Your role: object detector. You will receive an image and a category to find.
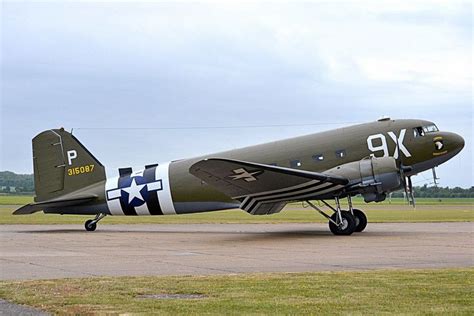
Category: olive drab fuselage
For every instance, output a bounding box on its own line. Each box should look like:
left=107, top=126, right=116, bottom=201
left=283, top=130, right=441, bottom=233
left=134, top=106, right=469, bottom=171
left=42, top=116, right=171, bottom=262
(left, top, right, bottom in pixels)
left=167, top=119, right=463, bottom=211
left=17, top=118, right=464, bottom=218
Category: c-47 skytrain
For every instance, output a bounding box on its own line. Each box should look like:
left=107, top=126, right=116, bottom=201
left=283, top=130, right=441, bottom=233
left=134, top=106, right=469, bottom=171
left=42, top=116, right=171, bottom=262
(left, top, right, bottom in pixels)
left=14, top=118, right=464, bottom=235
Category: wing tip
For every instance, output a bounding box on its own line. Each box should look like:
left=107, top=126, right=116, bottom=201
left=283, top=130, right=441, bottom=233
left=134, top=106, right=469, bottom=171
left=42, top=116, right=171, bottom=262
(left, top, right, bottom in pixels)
left=13, top=204, right=42, bottom=215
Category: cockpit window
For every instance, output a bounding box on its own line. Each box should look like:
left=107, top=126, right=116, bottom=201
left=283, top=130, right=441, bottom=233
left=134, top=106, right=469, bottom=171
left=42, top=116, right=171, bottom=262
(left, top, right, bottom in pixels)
left=423, top=124, right=439, bottom=133
left=414, top=124, right=438, bottom=137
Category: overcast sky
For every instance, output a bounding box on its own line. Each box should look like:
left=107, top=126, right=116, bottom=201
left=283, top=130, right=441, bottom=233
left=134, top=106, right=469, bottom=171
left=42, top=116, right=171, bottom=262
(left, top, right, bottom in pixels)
left=1, top=0, right=472, bottom=188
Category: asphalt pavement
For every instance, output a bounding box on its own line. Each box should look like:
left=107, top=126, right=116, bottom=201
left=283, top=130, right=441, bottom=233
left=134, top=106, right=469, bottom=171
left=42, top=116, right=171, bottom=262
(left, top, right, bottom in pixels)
left=1, top=222, right=473, bottom=280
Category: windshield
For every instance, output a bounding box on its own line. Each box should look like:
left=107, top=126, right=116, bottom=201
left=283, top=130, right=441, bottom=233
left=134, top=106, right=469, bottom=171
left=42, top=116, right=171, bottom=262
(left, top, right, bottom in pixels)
left=423, top=124, right=439, bottom=133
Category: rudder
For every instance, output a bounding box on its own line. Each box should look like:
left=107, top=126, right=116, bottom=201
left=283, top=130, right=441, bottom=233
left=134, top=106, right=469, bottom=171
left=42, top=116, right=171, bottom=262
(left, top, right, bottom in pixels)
left=33, top=128, right=106, bottom=202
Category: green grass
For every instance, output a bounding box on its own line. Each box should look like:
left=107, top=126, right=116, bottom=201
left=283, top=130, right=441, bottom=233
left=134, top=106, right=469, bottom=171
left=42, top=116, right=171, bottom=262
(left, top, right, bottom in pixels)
left=1, top=196, right=472, bottom=225
left=1, top=195, right=472, bottom=206
left=0, top=195, right=34, bottom=205
left=0, top=269, right=472, bottom=315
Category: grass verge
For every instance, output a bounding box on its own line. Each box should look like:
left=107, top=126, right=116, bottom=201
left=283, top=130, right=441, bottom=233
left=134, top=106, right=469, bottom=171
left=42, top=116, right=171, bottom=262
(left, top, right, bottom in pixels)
left=2, top=195, right=473, bottom=206
left=0, top=268, right=472, bottom=315
left=1, top=196, right=472, bottom=225
left=0, top=196, right=474, bottom=225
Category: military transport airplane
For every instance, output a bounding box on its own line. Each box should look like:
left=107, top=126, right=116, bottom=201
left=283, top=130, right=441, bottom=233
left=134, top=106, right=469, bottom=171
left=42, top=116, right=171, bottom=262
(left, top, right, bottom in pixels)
left=14, top=118, right=464, bottom=235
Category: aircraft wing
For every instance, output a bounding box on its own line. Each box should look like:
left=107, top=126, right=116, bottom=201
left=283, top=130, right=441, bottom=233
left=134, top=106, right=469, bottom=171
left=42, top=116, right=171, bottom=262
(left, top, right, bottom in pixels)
left=189, top=158, right=348, bottom=215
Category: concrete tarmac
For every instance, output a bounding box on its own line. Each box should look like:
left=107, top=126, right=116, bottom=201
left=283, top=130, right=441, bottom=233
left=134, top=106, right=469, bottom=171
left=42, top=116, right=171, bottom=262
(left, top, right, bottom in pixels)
left=1, top=223, right=472, bottom=280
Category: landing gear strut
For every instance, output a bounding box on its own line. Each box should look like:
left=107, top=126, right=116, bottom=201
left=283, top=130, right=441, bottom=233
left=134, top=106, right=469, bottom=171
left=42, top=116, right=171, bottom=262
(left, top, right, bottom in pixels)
left=85, top=213, right=106, bottom=231
left=306, top=196, right=368, bottom=235
left=347, top=195, right=367, bottom=232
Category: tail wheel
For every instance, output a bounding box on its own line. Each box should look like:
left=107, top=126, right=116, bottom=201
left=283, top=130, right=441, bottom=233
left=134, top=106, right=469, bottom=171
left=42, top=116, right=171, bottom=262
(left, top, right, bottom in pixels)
left=84, top=219, right=97, bottom=232
left=353, top=209, right=368, bottom=232
left=329, top=211, right=356, bottom=235
left=84, top=213, right=106, bottom=232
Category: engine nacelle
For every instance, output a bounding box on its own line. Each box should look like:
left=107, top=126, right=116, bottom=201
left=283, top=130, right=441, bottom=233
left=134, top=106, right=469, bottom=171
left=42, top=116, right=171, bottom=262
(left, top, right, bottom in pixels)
left=326, top=157, right=402, bottom=203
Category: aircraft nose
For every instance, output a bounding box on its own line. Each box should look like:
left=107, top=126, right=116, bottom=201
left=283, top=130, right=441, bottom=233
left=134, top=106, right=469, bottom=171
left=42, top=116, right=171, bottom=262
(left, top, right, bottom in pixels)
left=451, top=132, right=465, bottom=151
left=444, top=132, right=465, bottom=152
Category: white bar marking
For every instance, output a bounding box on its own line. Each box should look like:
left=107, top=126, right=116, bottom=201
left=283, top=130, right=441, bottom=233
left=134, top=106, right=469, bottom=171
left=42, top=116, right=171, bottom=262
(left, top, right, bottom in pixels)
left=105, top=175, right=124, bottom=215
left=156, top=162, right=176, bottom=215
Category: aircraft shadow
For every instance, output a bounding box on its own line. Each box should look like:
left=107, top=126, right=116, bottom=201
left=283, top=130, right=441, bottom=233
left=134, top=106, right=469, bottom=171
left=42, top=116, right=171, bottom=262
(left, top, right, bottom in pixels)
left=16, top=228, right=406, bottom=240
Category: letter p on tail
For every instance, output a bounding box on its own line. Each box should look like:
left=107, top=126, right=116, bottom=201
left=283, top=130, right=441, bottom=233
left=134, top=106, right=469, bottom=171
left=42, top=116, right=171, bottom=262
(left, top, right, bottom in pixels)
left=67, top=150, right=78, bottom=165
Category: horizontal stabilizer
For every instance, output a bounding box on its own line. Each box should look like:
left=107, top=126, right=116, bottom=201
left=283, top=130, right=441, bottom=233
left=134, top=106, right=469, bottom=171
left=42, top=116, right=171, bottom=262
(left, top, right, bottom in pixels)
left=13, top=195, right=98, bottom=215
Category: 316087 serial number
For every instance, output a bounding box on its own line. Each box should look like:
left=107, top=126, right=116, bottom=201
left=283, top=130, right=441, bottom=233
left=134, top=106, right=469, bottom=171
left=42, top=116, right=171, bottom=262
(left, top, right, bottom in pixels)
left=67, top=165, right=95, bottom=176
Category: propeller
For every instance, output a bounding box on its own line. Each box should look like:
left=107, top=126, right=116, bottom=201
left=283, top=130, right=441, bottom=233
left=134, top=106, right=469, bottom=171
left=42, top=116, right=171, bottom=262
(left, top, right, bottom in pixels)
left=395, top=134, right=415, bottom=207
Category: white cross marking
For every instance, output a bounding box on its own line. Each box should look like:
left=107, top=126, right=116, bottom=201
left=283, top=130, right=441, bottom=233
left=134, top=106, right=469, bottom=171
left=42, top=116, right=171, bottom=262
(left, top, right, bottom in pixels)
left=229, top=168, right=262, bottom=182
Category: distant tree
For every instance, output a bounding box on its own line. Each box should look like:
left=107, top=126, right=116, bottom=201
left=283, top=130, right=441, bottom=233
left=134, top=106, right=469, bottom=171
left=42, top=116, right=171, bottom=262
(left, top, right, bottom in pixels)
left=0, top=170, right=472, bottom=197
left=388, top=185, right=472, bottom=198
left=0, top=171, right=34, bottom=193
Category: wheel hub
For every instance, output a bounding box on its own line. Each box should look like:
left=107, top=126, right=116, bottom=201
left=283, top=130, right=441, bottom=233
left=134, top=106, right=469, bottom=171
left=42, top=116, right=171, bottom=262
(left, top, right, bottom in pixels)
left=339, top=218, right=348, bottom=230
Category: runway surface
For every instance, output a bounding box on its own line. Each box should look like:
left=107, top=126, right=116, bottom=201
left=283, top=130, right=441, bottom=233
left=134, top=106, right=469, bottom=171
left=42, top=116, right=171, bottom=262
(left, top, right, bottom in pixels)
left=1, top=223, right=472, bottom=280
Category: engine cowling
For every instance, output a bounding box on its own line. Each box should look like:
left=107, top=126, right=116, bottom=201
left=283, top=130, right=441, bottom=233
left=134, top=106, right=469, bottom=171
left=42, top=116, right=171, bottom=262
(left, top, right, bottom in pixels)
left=326, top=157, right=403, bottom=203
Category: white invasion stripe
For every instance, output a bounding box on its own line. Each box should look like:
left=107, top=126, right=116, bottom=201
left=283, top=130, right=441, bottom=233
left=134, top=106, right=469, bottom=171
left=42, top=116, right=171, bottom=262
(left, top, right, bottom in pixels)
left=244, top=182, right=333, bottom=211
left=156, top=162, right=176, bottom=215
left=253, top=182, right=333, bottom=204
left=233, top=180, right=319, bottom=199
left=134, top=203, right=150, bottom=215
left=250, top=185, right=345, bottom=212
left=241, top=196, right=251, bottom=206
left=105, top=175, right=125, bottom=216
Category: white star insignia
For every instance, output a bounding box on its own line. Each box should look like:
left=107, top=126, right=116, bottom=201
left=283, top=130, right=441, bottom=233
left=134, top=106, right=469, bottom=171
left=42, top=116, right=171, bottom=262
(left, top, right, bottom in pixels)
left=121, top=178, right=147, bottom=204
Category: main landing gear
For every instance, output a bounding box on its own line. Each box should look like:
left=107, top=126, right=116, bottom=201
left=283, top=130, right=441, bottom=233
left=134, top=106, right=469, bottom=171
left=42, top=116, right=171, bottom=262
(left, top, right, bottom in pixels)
left=305, top=196, right=367, bottom=235
left=84, top=213, right=107, bottom=231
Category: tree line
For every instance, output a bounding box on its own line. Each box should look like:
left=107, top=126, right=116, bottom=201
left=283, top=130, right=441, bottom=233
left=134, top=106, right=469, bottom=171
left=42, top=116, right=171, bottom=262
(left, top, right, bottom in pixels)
left=0, top=171, right=472, bottom=197
left=0, top=171, right=34, bottom=193
left=391, top=184, right=474, bottom=198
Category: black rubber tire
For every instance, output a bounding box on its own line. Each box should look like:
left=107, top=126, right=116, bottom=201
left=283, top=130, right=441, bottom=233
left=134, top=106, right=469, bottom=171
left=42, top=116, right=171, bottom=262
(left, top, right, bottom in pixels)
left=329, top=211, right=356, bottom=235
left=353, top=209, right=368, bottom=232
left=85, top=219, right=97, bottom=232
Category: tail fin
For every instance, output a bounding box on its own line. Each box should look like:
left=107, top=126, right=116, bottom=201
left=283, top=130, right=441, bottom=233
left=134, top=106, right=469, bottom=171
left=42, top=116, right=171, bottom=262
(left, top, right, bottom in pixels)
left=32, top=128, right=106, bottom=202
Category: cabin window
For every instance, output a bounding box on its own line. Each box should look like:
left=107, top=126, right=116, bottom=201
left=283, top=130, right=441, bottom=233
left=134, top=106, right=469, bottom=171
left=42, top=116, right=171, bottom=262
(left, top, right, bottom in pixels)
left=312, top=154, right=324, bottom=162
left=413, top=128, right=419, bottom=138
left=335, top=150, right=346, bottom=158
left=414, top=127, right=425, bottom=137
left=290, top=160, right=302, bottom=168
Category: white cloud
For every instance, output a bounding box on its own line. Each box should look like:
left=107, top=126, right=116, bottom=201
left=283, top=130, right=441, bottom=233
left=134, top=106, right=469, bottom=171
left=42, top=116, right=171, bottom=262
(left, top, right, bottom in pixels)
left=2, top=0, right=472, bottom=186
left=246, top=2, right=472, bottom=93
left=356, top=52, right=471, bottom=90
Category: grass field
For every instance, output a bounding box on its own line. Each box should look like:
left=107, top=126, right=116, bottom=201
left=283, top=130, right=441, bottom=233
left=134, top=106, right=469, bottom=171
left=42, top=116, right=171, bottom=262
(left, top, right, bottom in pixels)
left=0, top=268, right=472, bottom=315
left=1, top=197, right=472, bottom=315
left=0, top=196, right=472, bottom=225
left=2, top=195, right=473, bottom=206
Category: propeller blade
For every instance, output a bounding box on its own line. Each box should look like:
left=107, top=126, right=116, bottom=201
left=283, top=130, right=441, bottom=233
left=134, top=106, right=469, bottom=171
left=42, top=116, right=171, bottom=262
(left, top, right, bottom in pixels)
left=408, top=176, right=416, bottom=208
left=396, top=134, right=415, bottom=207
left=403, top=174, right=410, bottom=203
left=395, top=134, right=410, bottom=205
